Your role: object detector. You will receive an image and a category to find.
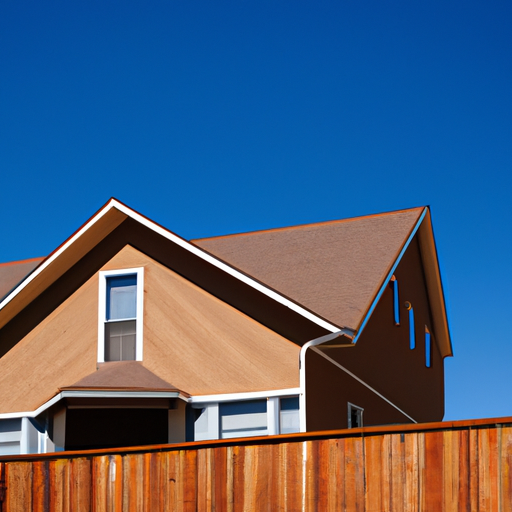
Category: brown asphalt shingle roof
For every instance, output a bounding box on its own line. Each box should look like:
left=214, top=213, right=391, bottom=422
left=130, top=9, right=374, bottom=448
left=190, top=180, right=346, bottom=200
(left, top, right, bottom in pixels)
left=61, top=361, right=189, bottom=396
left=0, top=258, right=44, bottom=300
left=192, top=208, right=424, bottom=332
left=1, top=208, right=424, bottom=336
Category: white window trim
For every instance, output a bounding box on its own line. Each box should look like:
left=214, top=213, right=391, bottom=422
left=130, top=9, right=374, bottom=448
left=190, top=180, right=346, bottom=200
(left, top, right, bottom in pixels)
left=97, top=267, right=144, bottom=362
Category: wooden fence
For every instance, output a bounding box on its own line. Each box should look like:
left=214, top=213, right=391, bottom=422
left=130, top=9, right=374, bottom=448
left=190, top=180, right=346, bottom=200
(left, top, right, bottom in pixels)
left=1, top=417, right=512, bottom=511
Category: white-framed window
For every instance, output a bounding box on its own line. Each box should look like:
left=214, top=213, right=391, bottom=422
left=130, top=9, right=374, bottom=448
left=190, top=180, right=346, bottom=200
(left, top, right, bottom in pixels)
left=347, top=402, right=364, bottom=428
left=279, top=396, right=300, bottom=434
left=98, top=268, right=144, bottom=362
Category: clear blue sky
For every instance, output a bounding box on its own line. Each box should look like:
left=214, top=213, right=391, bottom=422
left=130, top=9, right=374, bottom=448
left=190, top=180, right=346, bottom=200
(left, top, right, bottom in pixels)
left=1, top=1, right=511, bottom=422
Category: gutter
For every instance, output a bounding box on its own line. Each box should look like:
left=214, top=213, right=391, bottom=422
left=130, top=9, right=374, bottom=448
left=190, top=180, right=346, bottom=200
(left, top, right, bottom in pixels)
left=299, top=329, right=355, bottom=432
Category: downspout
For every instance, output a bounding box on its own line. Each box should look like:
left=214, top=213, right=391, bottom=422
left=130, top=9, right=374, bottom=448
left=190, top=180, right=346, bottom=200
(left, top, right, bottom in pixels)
left=299, top=328, right=355, bottom=432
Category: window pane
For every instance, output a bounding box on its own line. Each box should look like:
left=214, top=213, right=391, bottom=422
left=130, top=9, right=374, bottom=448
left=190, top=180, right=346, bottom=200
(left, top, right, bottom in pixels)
left=105, top=320, right=136, bottom=361
left=280, top=397, right=300, bottom=434
left=106, top=275, right=137, bottom=320
left=219, top=400, right=267, bottom=439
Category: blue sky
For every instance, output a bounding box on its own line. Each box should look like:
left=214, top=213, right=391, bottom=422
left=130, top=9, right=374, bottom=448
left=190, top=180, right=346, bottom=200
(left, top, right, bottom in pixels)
left=1, top=1, right=511, bottom=422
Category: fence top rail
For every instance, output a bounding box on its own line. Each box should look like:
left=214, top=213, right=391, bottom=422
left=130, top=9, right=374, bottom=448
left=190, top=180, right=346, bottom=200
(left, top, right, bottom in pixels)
left=2, top=415, right=512, bottom=463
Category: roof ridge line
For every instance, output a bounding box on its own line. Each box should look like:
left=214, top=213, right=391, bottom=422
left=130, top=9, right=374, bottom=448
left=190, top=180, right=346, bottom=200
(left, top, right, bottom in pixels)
left=191, top=206, right=426, bottom=243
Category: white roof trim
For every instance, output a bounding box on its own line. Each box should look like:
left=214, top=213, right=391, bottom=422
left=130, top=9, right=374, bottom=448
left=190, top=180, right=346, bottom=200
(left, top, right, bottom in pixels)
left=0, top=199, right=340, bottom=333
left=188, top=387, right=301, bottom=404
left=0, top=389, right=187, bottom=420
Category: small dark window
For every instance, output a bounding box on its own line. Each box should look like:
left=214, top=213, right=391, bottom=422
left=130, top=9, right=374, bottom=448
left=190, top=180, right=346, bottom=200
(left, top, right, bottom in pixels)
left=391, top=276, right=400, bottom=325
left=347, top=403, right=363, bottom=428
left=425, top=327, right=432, bottom=368
left=406, top=302, right=415, bottom=350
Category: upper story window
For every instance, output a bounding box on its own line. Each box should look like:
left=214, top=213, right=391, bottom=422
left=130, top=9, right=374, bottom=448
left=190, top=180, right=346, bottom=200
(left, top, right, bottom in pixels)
left=98, top=268, right=144, bottom=362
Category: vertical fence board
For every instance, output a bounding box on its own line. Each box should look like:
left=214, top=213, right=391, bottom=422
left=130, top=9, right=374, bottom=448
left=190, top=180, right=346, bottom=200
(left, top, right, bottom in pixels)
left=501, top=426, right=512, bottom=512
left=468, top=428, right=479, bottom=512
left=344, top=436, right=364, bottom=512
left=442, top=430, right=457, bottom=512
left=456, top=429, right=470, bottom=511
left=423, top=430, right=444, bottom=510
left=71, top=458, right=92, bottom=512
left=212, top=446, right=228, bottom=512
left=6, top=462, right=32, bottom=512
left=51, top=458, right=71, bottom=512
left=478, top=426, right=501, bottom=512
left=404, top=432, right=419, bottom=512
left=122, top=454, right=143, bottom=512
left=314, top=437, right=329, bottom=511
left=92, top=456, right=108, bottom=512
left=231, top=445, right=244, bottom=512
left=389, top=433, right=406, bottom=512
left=165, top=450, right=179, bottom=512
left=364, top=434, right=383, bottom=512
left=183, top=448, right=198, bottom=512
left=32, top=460, right=49, bottom=512
left=196, top=448, right=210, bottom=512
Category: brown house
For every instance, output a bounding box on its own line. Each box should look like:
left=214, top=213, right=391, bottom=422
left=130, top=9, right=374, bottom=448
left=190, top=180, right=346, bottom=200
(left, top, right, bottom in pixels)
left=0, top=200, right=452, bottom=454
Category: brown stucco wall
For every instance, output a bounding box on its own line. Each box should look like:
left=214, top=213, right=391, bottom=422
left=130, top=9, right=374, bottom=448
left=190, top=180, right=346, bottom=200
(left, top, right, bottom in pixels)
left=305, top=348, right=414, bottom=431
left=305, top=234, right=445, bottom=430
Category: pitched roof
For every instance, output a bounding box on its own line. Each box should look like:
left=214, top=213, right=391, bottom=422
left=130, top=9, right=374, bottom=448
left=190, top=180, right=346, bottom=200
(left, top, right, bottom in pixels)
left=193, top=208, right=424, bottom=332
left=0, top=201, right=451, bottom=359
left=60, top=361, right=189, bottom=396
left=0, top=258, right=44, bottom=301
left=0, top=199, right=339, bottom=335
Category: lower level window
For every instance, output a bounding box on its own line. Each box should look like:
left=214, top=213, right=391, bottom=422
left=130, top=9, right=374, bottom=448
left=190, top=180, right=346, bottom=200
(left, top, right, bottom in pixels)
left=219, top=400, right=267, bottom=439
left=348, top=402, right=364, bottom=428
left=280, top=397, right=300, bottom=434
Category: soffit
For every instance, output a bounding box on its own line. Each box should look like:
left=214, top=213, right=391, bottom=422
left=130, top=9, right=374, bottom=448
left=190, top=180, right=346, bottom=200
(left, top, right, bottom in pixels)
left=416, top=211, right=453, bottom=358
left=193, top=208, right=424, bottom=332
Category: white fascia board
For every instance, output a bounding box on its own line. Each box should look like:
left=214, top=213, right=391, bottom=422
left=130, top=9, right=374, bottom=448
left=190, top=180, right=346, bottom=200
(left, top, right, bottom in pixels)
left=0, top=199, right=339, bottom=334
left=0, top=390, right=187, bottom=420
left=352, top=207, right=428, bottom=344
left=188, top=388, right=301, bottom=405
